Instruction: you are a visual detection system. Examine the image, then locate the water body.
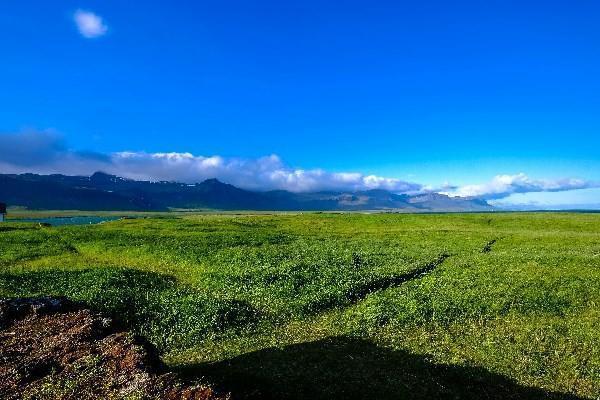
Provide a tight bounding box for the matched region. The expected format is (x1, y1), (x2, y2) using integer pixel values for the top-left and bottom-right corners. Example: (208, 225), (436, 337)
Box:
(15, 216), (122, 226)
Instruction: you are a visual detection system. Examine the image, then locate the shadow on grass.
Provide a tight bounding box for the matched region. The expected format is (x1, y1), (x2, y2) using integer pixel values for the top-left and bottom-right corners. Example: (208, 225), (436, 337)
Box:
(175, 336), (583, 400)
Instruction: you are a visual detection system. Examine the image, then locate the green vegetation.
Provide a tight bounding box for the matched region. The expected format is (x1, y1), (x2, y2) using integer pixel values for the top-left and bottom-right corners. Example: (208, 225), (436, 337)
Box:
(1, 213), (599, 398)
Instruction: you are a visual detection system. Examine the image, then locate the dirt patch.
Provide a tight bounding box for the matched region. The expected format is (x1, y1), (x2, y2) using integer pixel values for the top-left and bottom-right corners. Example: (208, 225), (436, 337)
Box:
(482, 239), (497, 253)
(0, 297), (229, 400)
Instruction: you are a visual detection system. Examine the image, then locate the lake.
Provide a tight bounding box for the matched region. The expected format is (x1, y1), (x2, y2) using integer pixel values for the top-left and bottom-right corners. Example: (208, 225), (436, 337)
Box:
(13, 216), (122, 226)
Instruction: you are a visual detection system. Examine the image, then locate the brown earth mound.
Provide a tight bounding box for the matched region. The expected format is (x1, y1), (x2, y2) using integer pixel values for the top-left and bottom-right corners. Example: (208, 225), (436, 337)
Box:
(0, 297), (229, 400)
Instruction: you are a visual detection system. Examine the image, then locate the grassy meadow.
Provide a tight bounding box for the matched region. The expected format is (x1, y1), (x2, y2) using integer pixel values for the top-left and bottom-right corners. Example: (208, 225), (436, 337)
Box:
(1, 212), (599, 399)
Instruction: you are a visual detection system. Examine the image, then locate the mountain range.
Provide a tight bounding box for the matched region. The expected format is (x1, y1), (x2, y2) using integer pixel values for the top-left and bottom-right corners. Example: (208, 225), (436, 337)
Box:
(0, 172), (493, 212)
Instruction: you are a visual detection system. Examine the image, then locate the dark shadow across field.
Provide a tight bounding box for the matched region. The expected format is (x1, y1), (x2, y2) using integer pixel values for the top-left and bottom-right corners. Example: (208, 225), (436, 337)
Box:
(176, 336), (583, 400)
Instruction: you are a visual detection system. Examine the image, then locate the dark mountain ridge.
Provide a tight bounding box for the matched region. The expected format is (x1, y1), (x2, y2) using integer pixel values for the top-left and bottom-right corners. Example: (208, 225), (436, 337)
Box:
(0, 172), (493, 212)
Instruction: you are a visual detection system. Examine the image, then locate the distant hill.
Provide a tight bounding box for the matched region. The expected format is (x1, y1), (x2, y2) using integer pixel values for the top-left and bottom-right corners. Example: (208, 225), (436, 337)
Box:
(0, 172), (494, 212)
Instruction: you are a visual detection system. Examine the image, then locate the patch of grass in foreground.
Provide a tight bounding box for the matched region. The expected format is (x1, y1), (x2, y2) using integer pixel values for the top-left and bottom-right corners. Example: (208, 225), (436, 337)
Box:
(0, 268), (259, 349)
(0, 212), (599, 398)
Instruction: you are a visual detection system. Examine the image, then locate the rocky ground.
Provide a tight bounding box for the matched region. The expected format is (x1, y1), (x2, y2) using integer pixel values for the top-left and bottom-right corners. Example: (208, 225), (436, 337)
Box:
(0, 297), (229, 400)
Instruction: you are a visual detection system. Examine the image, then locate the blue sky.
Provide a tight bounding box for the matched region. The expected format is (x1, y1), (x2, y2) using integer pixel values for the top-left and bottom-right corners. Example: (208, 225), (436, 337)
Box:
(0, 1), (599, 206)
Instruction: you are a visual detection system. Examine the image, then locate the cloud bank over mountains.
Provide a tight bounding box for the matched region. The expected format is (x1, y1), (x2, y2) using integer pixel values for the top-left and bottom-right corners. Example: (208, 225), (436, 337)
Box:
(0, 131), (421, 193)
(0, 131), (597, 200)
(441, 173), (597, 200)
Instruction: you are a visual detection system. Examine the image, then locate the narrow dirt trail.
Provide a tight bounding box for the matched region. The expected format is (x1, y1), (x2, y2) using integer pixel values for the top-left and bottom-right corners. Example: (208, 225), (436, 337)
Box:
(344, 253), (450, 304)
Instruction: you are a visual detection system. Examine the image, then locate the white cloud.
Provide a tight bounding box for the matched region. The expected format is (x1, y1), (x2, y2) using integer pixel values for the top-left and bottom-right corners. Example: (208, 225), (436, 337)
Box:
(73, 9), (108, 38)
(490, 188), (600, 209)
(442, 173), (599, 199)
(0, 131), (597, 199)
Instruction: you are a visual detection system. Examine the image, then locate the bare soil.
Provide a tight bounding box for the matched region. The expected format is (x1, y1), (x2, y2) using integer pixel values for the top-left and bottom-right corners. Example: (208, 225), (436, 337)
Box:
(0, 297), (229, 400)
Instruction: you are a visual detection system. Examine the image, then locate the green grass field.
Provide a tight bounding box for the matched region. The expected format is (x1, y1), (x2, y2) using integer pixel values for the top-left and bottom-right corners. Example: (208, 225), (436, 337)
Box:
(1, 212), (599, 399)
